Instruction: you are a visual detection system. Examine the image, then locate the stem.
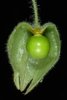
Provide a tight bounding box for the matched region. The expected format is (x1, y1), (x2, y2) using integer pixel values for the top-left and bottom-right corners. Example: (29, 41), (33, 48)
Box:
(32, 0), (40, 28)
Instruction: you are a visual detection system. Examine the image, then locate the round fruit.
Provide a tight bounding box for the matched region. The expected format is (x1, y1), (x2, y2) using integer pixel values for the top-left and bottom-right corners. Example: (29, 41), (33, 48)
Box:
(26, 35), (50, 59)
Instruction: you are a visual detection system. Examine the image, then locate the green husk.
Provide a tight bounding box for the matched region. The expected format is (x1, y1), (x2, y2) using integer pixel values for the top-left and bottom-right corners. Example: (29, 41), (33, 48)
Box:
(7, 21), (61, 94)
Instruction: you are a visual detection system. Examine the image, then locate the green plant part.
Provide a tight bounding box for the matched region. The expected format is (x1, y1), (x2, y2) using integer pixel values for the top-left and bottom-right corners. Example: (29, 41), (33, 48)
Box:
(7, 0), (61, 95)
(26, 35), (50, 59)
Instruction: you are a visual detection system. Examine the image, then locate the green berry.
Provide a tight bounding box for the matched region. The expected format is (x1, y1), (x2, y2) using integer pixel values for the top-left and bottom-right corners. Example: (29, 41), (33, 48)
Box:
(26, 35), (50, 59)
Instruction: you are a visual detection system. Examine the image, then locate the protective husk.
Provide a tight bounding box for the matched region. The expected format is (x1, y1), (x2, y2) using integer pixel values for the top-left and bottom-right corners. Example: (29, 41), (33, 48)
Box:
(7, 22), (61, 94)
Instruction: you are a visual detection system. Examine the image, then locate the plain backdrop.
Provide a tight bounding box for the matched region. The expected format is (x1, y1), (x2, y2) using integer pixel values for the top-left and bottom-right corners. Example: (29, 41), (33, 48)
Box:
(1, 0), (67, 99)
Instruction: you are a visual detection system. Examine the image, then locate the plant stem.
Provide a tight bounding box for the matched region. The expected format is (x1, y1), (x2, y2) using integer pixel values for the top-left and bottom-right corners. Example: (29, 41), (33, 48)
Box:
(32, 0), (40, 28)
